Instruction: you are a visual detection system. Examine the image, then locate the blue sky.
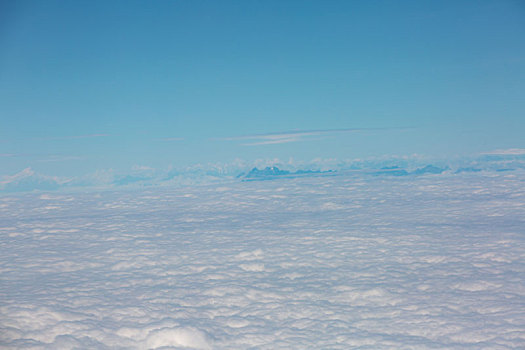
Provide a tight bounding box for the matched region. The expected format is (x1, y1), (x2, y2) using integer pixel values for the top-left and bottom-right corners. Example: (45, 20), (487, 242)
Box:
(1, 0), (524, 177)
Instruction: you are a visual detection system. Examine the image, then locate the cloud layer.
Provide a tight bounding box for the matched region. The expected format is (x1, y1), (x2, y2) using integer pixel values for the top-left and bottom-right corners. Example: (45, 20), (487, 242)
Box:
(1, 172), (524, 348)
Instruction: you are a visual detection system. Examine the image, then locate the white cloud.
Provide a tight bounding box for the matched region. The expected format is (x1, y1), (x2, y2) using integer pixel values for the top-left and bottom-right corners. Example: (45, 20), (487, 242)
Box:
(1, 167), (35, 183)
(482, 148), (525, 155)
(1, 172), (524, 348)
(145, 327), (211, 349)
(221, 127), (407, 146)
(159, 137), (184, 141)
(242, 133), (312, 146)
(36, 155), (82, 163)
(131, 165), (155, 172)
(223, 131), (318, 146)
(0, 168), (72, 192)
(34, 133), (110, 141)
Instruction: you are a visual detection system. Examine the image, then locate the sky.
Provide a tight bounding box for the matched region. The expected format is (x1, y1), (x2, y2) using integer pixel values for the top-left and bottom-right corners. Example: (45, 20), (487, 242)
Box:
(1, 3), (525, 346)
(1, 0), (525, 177)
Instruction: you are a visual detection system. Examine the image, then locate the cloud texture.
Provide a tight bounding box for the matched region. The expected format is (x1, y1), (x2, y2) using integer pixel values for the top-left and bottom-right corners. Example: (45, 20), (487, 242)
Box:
(1, 172), (524, 349)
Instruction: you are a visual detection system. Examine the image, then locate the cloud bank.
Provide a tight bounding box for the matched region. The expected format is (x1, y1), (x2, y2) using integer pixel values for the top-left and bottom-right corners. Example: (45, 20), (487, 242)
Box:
(1, 172), (524, 348)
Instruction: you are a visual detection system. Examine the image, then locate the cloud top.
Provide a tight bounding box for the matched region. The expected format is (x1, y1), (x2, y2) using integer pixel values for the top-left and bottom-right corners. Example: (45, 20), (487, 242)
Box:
(1, 172), (523, 348)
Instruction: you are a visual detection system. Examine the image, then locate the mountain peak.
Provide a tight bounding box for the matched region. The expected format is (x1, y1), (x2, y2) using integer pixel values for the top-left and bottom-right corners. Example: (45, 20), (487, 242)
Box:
(244, 166), (290, 179)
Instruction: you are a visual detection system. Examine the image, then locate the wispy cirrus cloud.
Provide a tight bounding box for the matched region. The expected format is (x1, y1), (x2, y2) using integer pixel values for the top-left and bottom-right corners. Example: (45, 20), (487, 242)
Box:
(0, 153), (82, 161)
(221, 127), (411, 146)
(482, 148), (525, 156)
(36, 155), (83, 163)
(34, 133), (110, 141)
(236, 131), (318, 146)
(158, 137), (184, 141)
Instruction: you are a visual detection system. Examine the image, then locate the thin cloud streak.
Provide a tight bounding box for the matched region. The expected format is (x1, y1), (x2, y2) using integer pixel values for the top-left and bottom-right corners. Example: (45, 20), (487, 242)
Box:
(243, 137), (302, 146)
(36, 155), (83, 163)
(34, 133), (110, 141)
(0, 153), (81, 160)
(223, 131), (320, 141)
(482, 148), (525, 156)
(159, 137), (184, 141)
(223, 127), (412, 146)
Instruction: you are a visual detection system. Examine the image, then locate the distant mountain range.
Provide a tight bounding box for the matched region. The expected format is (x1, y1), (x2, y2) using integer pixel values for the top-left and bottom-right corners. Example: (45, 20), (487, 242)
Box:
(239, 166), (332, 181)
(239, 165), (451, 181)
(373, 165), (449, 177)
(2, 155), (525, 193)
